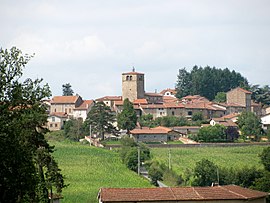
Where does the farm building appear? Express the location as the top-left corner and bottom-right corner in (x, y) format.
(130, 126), (181, 142)
(98, 185), (268, 203)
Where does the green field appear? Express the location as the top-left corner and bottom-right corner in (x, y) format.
(151, 146), (268, 175)
(51, 140), (269, 202)
(51, 141), (152, 203)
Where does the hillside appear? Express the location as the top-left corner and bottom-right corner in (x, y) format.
(51, 141), (152, 203)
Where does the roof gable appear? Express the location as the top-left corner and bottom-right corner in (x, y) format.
(51, 96), (80, 104)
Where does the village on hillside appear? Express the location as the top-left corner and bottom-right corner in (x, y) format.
(46, 69), (270, 144)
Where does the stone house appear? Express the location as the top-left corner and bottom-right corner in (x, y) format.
(73, 100), (94, 121)
(98, 185), (268, 203)
(47, 112), (68, 131)
(50, 95), (83, 116)
(160, 88), (177, 97)
(96, 96), (122, 108)
(130, 126), (181, 142)
(226, 87), (252, 112)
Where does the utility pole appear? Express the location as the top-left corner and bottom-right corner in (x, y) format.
(168, 148), (172, 170)
(137, 146), (140, 175)
(89, 124), (92, 146)
(217, 167), (219, 185)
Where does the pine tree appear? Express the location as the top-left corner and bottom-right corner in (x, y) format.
(85, 102), (118, 140)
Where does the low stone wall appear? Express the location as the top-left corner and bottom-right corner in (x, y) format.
(105, 142), (270, 149)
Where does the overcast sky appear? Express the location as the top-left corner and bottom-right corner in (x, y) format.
(1, 0), (270, 99)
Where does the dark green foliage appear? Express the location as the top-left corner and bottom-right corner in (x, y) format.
(260, 147), (270, 171)
(117, 98), (137, 134)
(214, 92), (227, 103)
(252, 171), (270, 192)
(0, 47), (66, 202)
(175, 66), (248, 100)
(191, 112), (204, 121)
(62, 83), (73, 96)
(155, 116), (189, 127)
(84, 102), (118, 140)
(225, 127), (239, 141)
(197, 125), (227, 142)
(237, 111), (262, 141)
(193, 159), (218, 186)
(250, 85), (270, 107)
(138, 114), (157, 128)
(64, 118), (84, 141)
(175, 68), (191, 98)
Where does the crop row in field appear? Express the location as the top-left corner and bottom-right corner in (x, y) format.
(51, 141), (152, 203)
(151, 145), (268, 175)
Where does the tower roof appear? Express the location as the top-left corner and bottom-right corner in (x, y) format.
(122, 71), (144, 75)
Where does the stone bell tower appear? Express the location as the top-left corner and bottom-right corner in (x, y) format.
(122, 68), (145, 102)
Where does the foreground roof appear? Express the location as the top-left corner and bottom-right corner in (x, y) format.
(99, 185), (268, 202)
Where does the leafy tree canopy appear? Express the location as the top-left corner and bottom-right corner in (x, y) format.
(0, 47), (66, 202)
(214, 92), (227, 103)
(62, 83), (74, 96)
(250, 85), (270, 107)
(176, 66), (249, 100)
(197, 125), (227, 142)
(117, 98), (137, 134)
(237, 111), (262, 141)
(193, 159), (218, 186)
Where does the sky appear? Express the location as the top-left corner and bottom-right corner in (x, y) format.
(1, 0), (270, 100)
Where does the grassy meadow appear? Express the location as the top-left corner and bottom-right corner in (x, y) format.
(151, 146), (268, 175)
(50, 141), (152, 203)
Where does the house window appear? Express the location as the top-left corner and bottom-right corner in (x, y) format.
(50, 124), (53, 127)
(65, 108), (67, 113)
(188, 111), (192, 116)
(55, 124), (58, 127)
(126, 76), (129, 80)
(160, 112), (162, 115)
(172, 111), (175, 116)
(52, 117), (55, 122)
(54, 109), (56, 112)
(130, 76), (132, 80)
(69, 108), (72, 113)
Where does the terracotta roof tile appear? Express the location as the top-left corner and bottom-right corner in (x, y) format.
(51, 96), (80, 104)
(130, 126), (172, 134)
(133, 99), (148, 105)
(74, 100), (94, 110)
(160, 88), (177, 95)
(99, 185), (268, 202)
(145, 92), (163, 97)
(49, 112), (68, 118)
(96, 96), (122, 101)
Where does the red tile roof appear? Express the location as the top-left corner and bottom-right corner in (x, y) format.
(96, 96), (122, 101)
(74, 100), (94, 110)
(49, 112), (68, 118)
(99, 185), (268, 202)
(51, 96), (80, 104)
(228, 87), (252, 94)
(130, 126), (172, 134)
(133, 99), (148, 105)
(160, 88), (177, 95)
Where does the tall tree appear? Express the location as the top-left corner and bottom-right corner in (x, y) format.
(84, 102), (118, 140)
(250, 85), (270, 107)
(0, 47), (66, 202)
(117, 98), (137, 134)
(62, 83), (74, 96)
(237, 111), (262, 141)
(175, 68), (191, 98)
